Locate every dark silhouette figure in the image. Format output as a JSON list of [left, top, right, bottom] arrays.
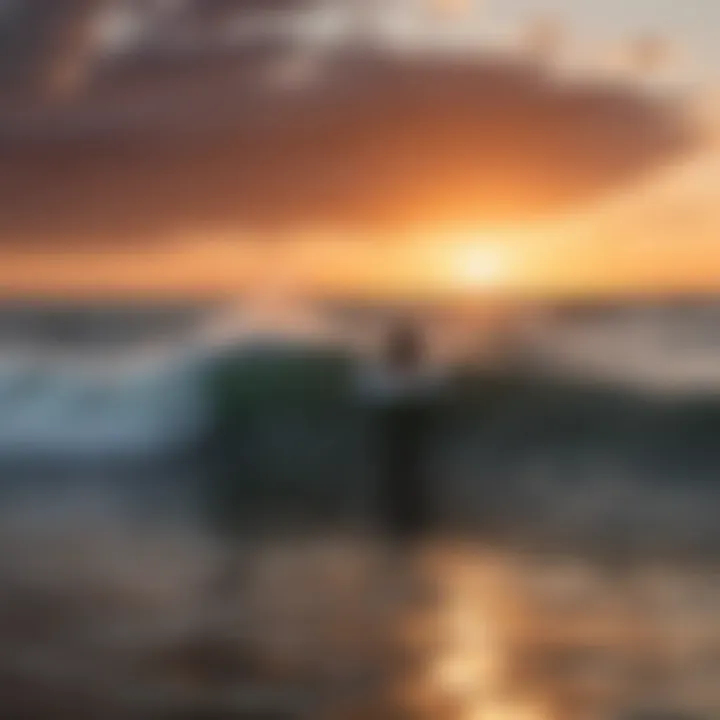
[[384, 318, 425, 374], [376, 319, 435, 545]]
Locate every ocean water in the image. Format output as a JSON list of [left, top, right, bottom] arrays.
[[0, 335, 718, 719]]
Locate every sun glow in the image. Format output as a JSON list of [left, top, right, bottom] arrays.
[[444, 240, 514, 290]]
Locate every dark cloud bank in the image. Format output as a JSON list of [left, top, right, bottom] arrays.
[[0, 1, 698, 244]]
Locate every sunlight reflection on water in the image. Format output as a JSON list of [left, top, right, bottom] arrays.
[[0, 486, 717, 719]]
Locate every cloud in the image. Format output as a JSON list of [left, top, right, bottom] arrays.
[[0, 0, 98, 97], [0, 2, 698, 245]]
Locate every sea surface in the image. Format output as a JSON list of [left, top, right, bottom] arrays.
[[0, 363, 718, 720]]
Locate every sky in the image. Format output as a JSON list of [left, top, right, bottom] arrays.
[[374, 0, 720, 77], [0, 0, 719, 299], [492, 0, 720, 65]]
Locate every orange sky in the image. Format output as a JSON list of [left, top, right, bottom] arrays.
[[2, 138, 719, 300], [1, 0, 717, 300]]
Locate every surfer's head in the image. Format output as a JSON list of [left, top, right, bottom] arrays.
[[383, 317, 425, 372]]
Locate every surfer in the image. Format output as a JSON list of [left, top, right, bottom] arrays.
[[359, 317, 444, 546]]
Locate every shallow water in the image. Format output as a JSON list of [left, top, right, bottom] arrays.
[[0, 461, 717, 720]]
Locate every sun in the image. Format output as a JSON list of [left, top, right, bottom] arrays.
[[449, 242, 511, 289]]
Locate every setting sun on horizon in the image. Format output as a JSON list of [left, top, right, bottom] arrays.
[[439, 238, 515, 291]]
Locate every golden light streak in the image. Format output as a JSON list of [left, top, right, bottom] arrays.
[[429, 550, 549, 720]]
